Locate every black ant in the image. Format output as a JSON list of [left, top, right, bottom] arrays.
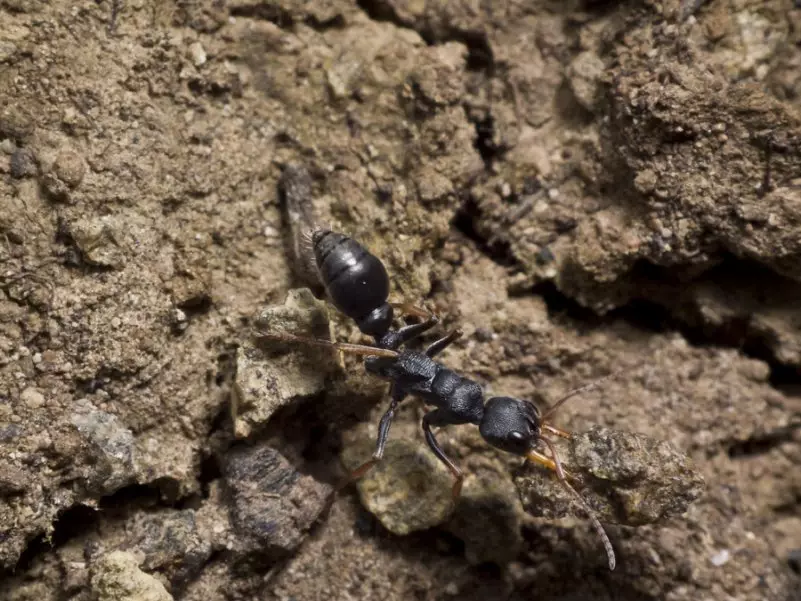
[[258, 227, 616, 570]]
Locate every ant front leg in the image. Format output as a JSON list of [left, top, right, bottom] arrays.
[[422, 409, 464, 500], [348, 385, 407, 482]]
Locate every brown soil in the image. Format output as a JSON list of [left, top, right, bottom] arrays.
[[1, 1, 800, 600]]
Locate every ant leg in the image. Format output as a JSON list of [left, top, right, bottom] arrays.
[[394, 314, 440, 345], [349, 386, 407, 481], [525, 448, 558, 472], [540, 436, 616, 571], [254, 330, 399, 358], [541, 370, 621, 421], [542, 423, 572, 439], [390, 302, 435, 321], [422, 410, 464, 499], [425, 329, 463, 358]]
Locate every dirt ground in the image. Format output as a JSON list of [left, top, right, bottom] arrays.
[[1, 0, 800, 600]]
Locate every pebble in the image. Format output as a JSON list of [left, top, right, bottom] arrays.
[[188, 41, 207, 67], [53, 149, 86, 188], [710, 549, 730, 567], [20, 387, 45, 409]]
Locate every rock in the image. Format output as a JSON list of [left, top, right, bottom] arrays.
[[0, 461, 27, 495], [341, 437, 454, 536], [126, 510, 212, 590], [53, 149, 86, 188], [90, 550, 174, 601], [20, 386, 45, 408], [71, 399, 136, 494], [221, 442, 333, 557], [514, 426, 705, 526], [445, 470, 523, 564], [187, 42, 206, 67], [233, 288, 337, 438], [567, 51, 605, 112], [9, 147, 37, 178]]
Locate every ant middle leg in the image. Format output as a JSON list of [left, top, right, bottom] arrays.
[[254, 330, 399, 358], [422, 410, 464, 499], [348, 385, 407, 481]]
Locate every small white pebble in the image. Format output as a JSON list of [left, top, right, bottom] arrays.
[[710, 549, 730, 567], [547, 188, 560, 200], [445, 582, 459, 596], [263, 225, 279, 238], [188, 41, 207, 67]]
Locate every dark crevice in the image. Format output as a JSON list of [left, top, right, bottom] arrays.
[[229, 4, 346, 32], [471, 111, 500, 168], [727, 424, 801, 458], [356, 0, 494, 72], [451, 196, 517, 267], [455, 217, 801, 389], [12, 504, 100, 574]]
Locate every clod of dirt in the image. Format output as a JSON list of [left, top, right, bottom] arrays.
[[341, 437, 454, 536], [221, 442, 333, 558], [0, 105, 34, 142], [90, 550, 174, 601], [445, 470, 523, 565], [233, 288, 338, 438], [567, 51, 605, 112], [515, 426, 705, 526], [40, 149, 86, 202], [65, 217, 127, 269]]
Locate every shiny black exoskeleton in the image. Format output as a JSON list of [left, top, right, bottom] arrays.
[[312, 229, 394, 338], [363, 348, 543, 498]]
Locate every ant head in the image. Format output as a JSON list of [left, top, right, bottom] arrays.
[[357, 303, 394, 337], [479, 397, 541, 455]]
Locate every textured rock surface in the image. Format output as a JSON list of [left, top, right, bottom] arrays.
[[221, 442, 333, 557], [232, 288, 337, 438], [515, 426, 705, 526], [341, 437, 454, 535], [90, 551, 174, 601], [1, 1, 799, 600]]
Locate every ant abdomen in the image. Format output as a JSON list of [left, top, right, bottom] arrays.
[[312, 229, 394, 337]]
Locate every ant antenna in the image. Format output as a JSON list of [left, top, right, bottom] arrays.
[[539, 436, 616, 571], [541, 370, 622, 421]]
